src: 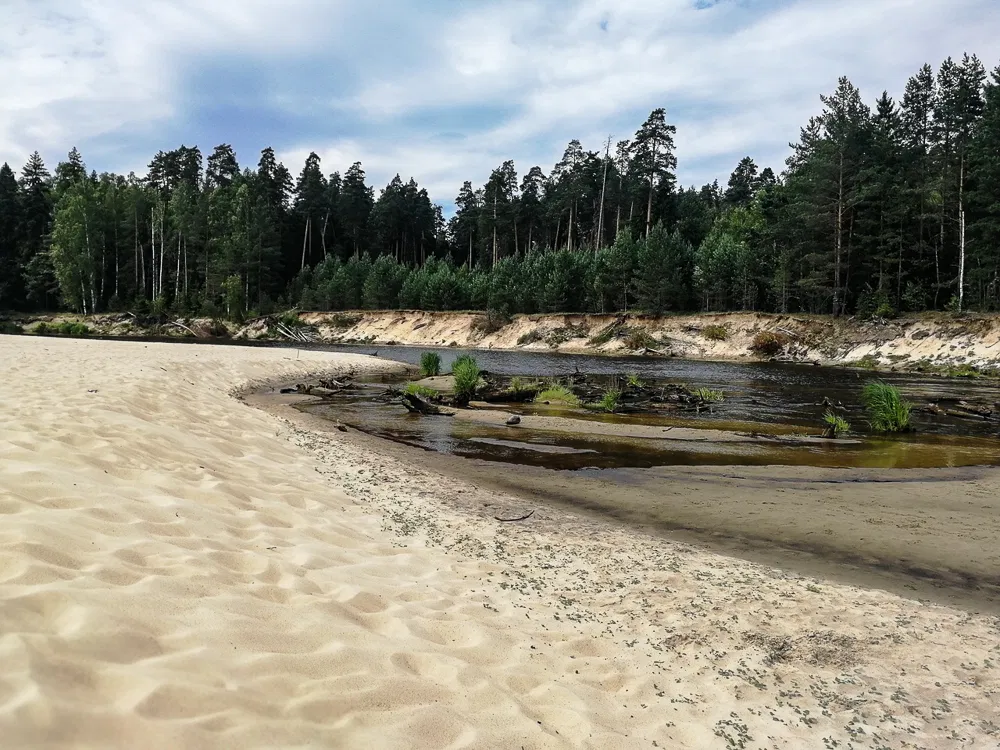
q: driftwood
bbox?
[494,510,535,522]
[401,393,455,416]
[166,320,199,337]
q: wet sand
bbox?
[285,391,1000,613]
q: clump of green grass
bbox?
[822,411,851,438]
[693,387,724,403]
[0,321,24,335]
[625,372,644,389]
[862,381,913,433]
[598,387,622,413]
[420,351,441,377]
[536,384,580,406]
[702,324,729,341]
[452,355,481,404]
[404,382,437,398]
[60,322,91,336]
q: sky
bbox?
[1,0,997,212]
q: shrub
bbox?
[330,313,362,329]
[34,322,52,335]
[536,384,580,406]
[420,351,441,377]
[517,330,543,346]
[693,387,724,403]
[404,382,437,398]
[0,321,23,335]
[599,387,622,413]
[702,324,729,341]
[588,321,623,347]
[208,319,230,338]
[278,311,304,328]
[58,322,90,336]
[862,381,912,433]
[625,372,644,389]
[822,411,851,438]
[854,354,879,370]
[452,355,481,403]
[622,328,657,350]
[750,331,787,357]
[471,311,509,336]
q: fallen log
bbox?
[402,393,455,416]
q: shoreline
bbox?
[7,307,1000,378]
[2,335,999,747]
[261,388,1000,615]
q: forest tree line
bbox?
[1,53,999,320]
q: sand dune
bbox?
[0,335,997,749]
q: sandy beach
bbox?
[1,335,998,749]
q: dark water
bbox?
[297,345,1000,470]
[315,343,1000,436]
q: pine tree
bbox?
[724,157,759,207]
[630,108,677,236]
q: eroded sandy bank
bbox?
[1,335,998,748]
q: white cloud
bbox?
[2,0,998,207]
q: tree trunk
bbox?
[646,140,656,237]
[567,201,574,251]
[958,154,966,312]
[833,152,843,316]
[554,214,561,252]
[175,231,182,300]
[321,211,329,259]
[597,136,610,251]
[159,206,165,301]
[301,217,310,271]
[492,192,498,267]
[151,208,156,300]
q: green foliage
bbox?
[702,324,729,341]
[0,321,23,335]
[750,331,787,357]
[598,387,622,413]
[862,381,913,433]
[278,311,304,328]
[536,384,580,406]
[404,382,437,398]
[823,411,851,437]
[622,328,657,350]
[854,354,879,369]
[451,355,481,403]
[625,372,644,389]
[693,387,724,402]
[35,320,89,336]
[419,351,441,377]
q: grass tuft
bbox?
[598,387,622,413]
[862,381,912,433]
[420,351,441,377]
[536,384,580,406]
[693,387,724,403]
[404,382,437,398]
[822,411,851,438]
[702,324,729,341]
[750,331,787,357]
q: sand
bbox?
[1,335,998,749]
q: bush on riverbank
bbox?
[536,384,580,406]
[862,381,912,433]
[452,355,481,403]
[750,331,787,357]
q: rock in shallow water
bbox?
[506,415,521,426]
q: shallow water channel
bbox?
[300,345,1000,470]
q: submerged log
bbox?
[402,393,456,416]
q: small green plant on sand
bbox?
[536,384,580,406]
[862,381,912,433]
[703,324,729,341]
[404,382,437,398]
[822,411,851,438]
[451,355,481,403]
[599,386,622,413]
[693,387,724,403]
[625,372,644,389]
[420,351,441,377]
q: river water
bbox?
[299,344,1000,470]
